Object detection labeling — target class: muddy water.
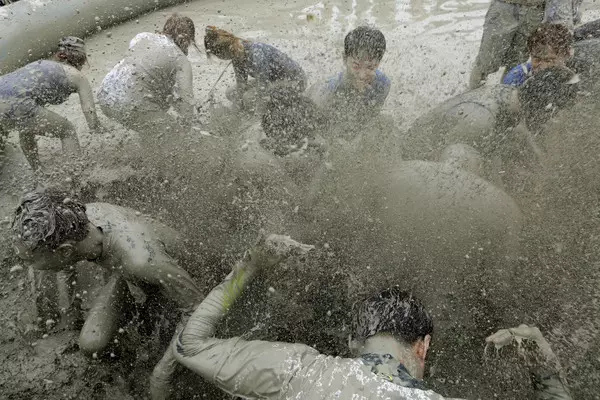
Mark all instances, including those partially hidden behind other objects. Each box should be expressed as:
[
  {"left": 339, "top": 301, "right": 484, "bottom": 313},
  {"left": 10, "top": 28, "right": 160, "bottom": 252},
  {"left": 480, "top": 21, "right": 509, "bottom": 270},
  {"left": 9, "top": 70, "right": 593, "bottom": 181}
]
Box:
[{"left": 2, "top": 0, "right": 600, "bottom": 399}]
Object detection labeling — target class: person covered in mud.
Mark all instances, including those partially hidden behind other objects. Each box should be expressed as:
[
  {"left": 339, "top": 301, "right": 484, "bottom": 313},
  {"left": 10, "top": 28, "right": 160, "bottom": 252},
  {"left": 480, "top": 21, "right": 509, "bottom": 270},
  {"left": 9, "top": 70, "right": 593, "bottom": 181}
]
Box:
[
  {"left": 469, "top": 0, "right": 580, "bottom": 89},
  {"left": 309, "top": 26, "right": 390, "bottom": 128},
  {"left": 10, "top": 188, "right": 204, "bottom": 400},
  {"left": 203, "top": 26, "right": 307, "bottom": 111},
  {"left": 402, "top": 84, "right": 522, "bottom": 166},
  {"left": 98, "top": 14, "right": 198, "bottom": 142},
  {"left": 173, "top": 233, "right": 572, "bottom": 399},
  {"left": 0, "top": 36, "right": 102, "bottom": 171},
  {"left": 503, "top": 23, "right": 574, "bottom": 86}
]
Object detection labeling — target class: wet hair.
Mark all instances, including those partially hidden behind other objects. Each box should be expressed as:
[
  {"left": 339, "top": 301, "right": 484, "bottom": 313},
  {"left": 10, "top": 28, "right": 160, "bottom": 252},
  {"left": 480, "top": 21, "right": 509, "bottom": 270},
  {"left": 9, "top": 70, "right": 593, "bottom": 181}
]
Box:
[
  {"left": 344, "top": 26, "right": 386, "bottom": 61},
  {"left": 163, "top": 14, "right": 196, "bottom": 55},
  {"left": 204, "top": 26, "right": 245, "bottom": 59},
  {"left": 11, "top": 189, "right": 89, "bottom": 252},
  {"left": 57, "top": 36, "right": 87, "bottom": 68},
  {"left": 352, "top": 286, "right": 433, "bottom": 345},
  {"left": 261, "top": 86, "right": 324, "bottom": 156},
  {"left": 527, "top": 23, "right": 573, "bottom": 57},
  {"left": 519, "top": 66, "right": 579, "bottom": 132}
]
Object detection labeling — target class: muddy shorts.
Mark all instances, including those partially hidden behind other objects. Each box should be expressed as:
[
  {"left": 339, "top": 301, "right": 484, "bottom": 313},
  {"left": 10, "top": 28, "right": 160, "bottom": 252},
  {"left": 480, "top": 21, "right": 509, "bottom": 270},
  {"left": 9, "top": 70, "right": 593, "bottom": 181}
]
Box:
[{"left": 474, "top": 0, "right": 545, "bottom": 75}]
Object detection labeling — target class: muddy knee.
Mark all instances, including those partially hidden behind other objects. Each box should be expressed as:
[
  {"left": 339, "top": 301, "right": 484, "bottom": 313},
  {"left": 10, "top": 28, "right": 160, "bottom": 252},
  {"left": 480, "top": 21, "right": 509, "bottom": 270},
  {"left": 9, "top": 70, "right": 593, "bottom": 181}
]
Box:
[{"left": 79, "top": 275, "right": 128, "bottom": 356}]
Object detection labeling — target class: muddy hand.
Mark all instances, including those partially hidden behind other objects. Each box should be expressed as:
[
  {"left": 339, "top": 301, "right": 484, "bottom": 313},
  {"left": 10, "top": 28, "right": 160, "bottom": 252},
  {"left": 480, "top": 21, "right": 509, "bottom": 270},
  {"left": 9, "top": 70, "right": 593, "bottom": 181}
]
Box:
[
  {"left": 247, "top": 232, "right": 314, "bottom": 270},
  {"left": 485, "top": 324, "right": 560, "bottom": 371}
]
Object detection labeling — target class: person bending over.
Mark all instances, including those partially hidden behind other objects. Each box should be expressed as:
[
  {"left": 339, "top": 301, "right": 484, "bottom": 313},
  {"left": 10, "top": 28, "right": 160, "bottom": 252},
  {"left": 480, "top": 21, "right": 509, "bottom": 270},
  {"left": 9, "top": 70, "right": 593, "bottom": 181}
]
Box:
[
  {"left": 204, "top": 26, "right": 307, "bottom": 110},
  {"left": 0, "top": 37, "right": 102, "bottom": 170},
  {"left": 469, "top": 0, "right": 579, "bottom": 89},
  {"left": 503, "top": 23, "right": 573, "bottom": 86},
  {"left": 173, "top": 233, "right": 573, "bottom": 399},
  {"left": 98, "top": 14, "right": 198, "bottom": 143},
  {"left": 310, "top": 26, "right": 390, "bottom": 127},
  {"left": 11, "top": 189, "right": 204, "bottom": 399}
]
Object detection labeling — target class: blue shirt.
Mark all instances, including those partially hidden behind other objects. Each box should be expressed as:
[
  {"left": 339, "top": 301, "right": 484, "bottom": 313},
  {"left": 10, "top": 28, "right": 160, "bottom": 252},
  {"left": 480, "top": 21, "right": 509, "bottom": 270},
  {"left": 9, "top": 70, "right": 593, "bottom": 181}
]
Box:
[
  {"left": 234, "top": 42, "right": 306, "bottom": 89},
  {"left": 324, "top": 69, "right": 391, "bottom": 110},
  {"left": 0, "top": 60, "right": 76, "bottom": 118},
  {"left": 503, "top": 62, "right": 532, "bottom": 87}
]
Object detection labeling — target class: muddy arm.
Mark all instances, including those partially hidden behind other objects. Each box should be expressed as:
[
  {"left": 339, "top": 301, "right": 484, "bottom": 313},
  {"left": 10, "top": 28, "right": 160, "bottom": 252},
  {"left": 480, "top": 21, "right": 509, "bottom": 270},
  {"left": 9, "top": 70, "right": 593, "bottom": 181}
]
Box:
[
  {"left": 63, "top": 66, "right": 100, "bottom": 131},
  {"left": 172, "top": 56, "right": 195, "bottom": 119},
  {"left": 173, "top": 258, "right": 318, "bottom": 397},
  {"left": 487, "top": 325, "right": 572, "bottom": 400},
  {"left": 574, "top": 19, "right": 600, "bottom": 41}
]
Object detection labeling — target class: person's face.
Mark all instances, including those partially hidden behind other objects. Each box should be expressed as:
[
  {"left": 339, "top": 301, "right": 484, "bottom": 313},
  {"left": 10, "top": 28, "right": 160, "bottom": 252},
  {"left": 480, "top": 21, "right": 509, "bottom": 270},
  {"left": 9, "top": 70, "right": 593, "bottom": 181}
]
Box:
[
  {"left": 12, "top": 239, "right": 81, "bottom": 271},
  {"left": 344, "top": 55, "right": 380, "bottom": 91},
  {"left": 531, "top": 45, "right": 569, "bottom": 73}
]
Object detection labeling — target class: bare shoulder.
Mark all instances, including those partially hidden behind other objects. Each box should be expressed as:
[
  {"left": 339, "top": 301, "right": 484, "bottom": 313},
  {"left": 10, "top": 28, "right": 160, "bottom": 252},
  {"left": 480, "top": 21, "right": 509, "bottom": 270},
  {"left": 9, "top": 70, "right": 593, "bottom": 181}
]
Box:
[{"left": 86, "top": 203, "right": 183, "bottom": 263}]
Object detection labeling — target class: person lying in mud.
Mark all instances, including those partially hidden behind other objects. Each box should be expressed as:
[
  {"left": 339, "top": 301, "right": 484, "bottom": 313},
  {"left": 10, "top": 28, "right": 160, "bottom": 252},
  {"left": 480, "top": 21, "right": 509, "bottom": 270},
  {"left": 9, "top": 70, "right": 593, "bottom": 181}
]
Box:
[
  {"left": 98, "top": 14, "right": 198, "bottom": 142},
  {"left": 503, "top": 23, "right": 574, "bottom": 86},
  {"left": 309, "top": 26, "right": 390, "bottom": 130},
  {"left": 173, "top": 233, "right": 572, "bottom": 399},
  {"left": 204, "top": 26, "right": 307, "bottom": 111},
  {"left": 469, "top": 0, "right": 579, "bottom": 89},
  {"left": 10, "top": 188, "right": 204, "bottom": 400},
  {"left": 403, "top": 84, "right": 521, "bottom": 165},
  {"left": 0, "top": 36, "right": 102, "bottom": 170}
]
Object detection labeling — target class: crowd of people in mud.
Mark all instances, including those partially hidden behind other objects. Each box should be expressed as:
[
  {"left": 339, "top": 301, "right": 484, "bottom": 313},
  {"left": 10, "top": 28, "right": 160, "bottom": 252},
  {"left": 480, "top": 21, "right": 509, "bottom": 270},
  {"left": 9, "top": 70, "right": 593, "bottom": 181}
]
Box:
[{"left": 2, "top": 0, "right": 600, "bottom": 397}]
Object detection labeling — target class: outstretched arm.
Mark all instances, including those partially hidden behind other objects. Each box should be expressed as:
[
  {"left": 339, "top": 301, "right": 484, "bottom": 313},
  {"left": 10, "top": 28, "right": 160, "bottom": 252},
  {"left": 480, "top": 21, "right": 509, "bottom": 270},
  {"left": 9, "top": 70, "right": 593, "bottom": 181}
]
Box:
[
  {"left": 173, "top": 55, "right": 195, "bottom": 119},
  {"left": 174, "top": 235, "right": 318, "bottom": 398},
  {"left": 486, "top": 325, "right": 572, "bottom": 400},
  {"left": 63, "top": 66, "right": 100, "bottom": 131}
]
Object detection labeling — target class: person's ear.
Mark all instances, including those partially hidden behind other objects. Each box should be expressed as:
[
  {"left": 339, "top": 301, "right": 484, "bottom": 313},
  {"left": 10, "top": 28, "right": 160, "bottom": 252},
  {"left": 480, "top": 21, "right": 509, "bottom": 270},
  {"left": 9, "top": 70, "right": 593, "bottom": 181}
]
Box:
[{"left": 414, "top": 335, "right": 431, "bottom": 362}]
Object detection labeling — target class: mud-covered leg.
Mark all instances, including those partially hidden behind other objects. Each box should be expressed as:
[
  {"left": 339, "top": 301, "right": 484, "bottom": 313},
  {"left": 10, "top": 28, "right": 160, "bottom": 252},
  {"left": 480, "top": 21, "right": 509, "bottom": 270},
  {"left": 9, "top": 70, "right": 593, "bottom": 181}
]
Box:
[
  {"left": 79, "top": 274, "right": 128, "bottom": 357},
  {"left": 470, "top": 0, "right": 519, "bottom": 88},
  {"left": 35, "top": 270, "right": 60, "bottom": 326},
  {"left": 149, "top": 327, "right": 183, "bottom": 400},
  {"left": 0, "top": 124, "right": 8, "bottom": 166},
  {"left": 19, "top": 129, "right": 40, "bottom": 171},
  {"left": 30, "top": 107, "right": 81, "bottom": 158}
]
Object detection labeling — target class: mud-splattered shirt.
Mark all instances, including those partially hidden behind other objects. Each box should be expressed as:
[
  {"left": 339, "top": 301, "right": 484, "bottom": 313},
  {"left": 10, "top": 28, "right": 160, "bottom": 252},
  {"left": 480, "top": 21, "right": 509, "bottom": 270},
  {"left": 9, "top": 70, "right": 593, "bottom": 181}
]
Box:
[
  {"left": 234, "top": 42, "right": 306, "bottom": 89},
  {"left": 310, "top": 69, "right": 390, "bottom": 123},
  {"left": 360, "top": 353, "right": 426, "bottom": 390},
  {"left": 0, "top": 60, "right": 76, "bottom": 118},
  {"left": 174, "top": 267, "right": 456, "bottom": 399}
]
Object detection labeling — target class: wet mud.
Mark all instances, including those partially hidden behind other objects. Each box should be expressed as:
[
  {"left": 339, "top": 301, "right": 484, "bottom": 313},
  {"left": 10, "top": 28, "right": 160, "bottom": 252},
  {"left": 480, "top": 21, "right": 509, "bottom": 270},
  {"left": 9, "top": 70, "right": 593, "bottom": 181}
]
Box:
[{"left": 2, "top": 0, "right": 600, "bottom": 399}]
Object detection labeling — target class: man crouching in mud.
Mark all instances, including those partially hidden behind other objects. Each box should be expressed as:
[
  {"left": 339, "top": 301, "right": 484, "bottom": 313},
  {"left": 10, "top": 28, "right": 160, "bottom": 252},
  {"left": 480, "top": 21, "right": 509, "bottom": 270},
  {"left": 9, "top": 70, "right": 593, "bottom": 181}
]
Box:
[
  {"left": 174, "top": 234, "right": 572, "bottom": 399},
  {"left": 10, "top": 188, "right": 203, "bottom": 399}
]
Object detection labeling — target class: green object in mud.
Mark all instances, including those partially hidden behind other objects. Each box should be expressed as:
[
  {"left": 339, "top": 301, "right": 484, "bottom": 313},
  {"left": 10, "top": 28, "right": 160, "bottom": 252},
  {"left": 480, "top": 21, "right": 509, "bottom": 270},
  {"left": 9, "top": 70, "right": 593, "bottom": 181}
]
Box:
[{"left": 0, "top": 0, "right": 194, "bottom": 74}]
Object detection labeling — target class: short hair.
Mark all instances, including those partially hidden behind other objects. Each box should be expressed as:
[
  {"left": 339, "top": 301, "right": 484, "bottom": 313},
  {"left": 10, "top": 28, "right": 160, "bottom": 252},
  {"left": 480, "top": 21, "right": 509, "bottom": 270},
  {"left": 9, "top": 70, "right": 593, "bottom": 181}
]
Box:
[
  {"left": 57, "top": 36, "right": 87, "bottom": 68},
  {"left": 163, "top": 14, "right": 196, "bottom": 54},
  {"left": 11, "top": 189, "right": 89, "bottom": 252},
  {"left": 519, "top": 66, "right": 578, "bottom": 132},
  {"left": 344, "top": 26, "right": 386, "bottom": 61},
  {"left": 352, "top": 287, "right": 434, "bottom": 345},
  {"left": 527, "top": 23, "right": 573, "bottom": 56}
]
